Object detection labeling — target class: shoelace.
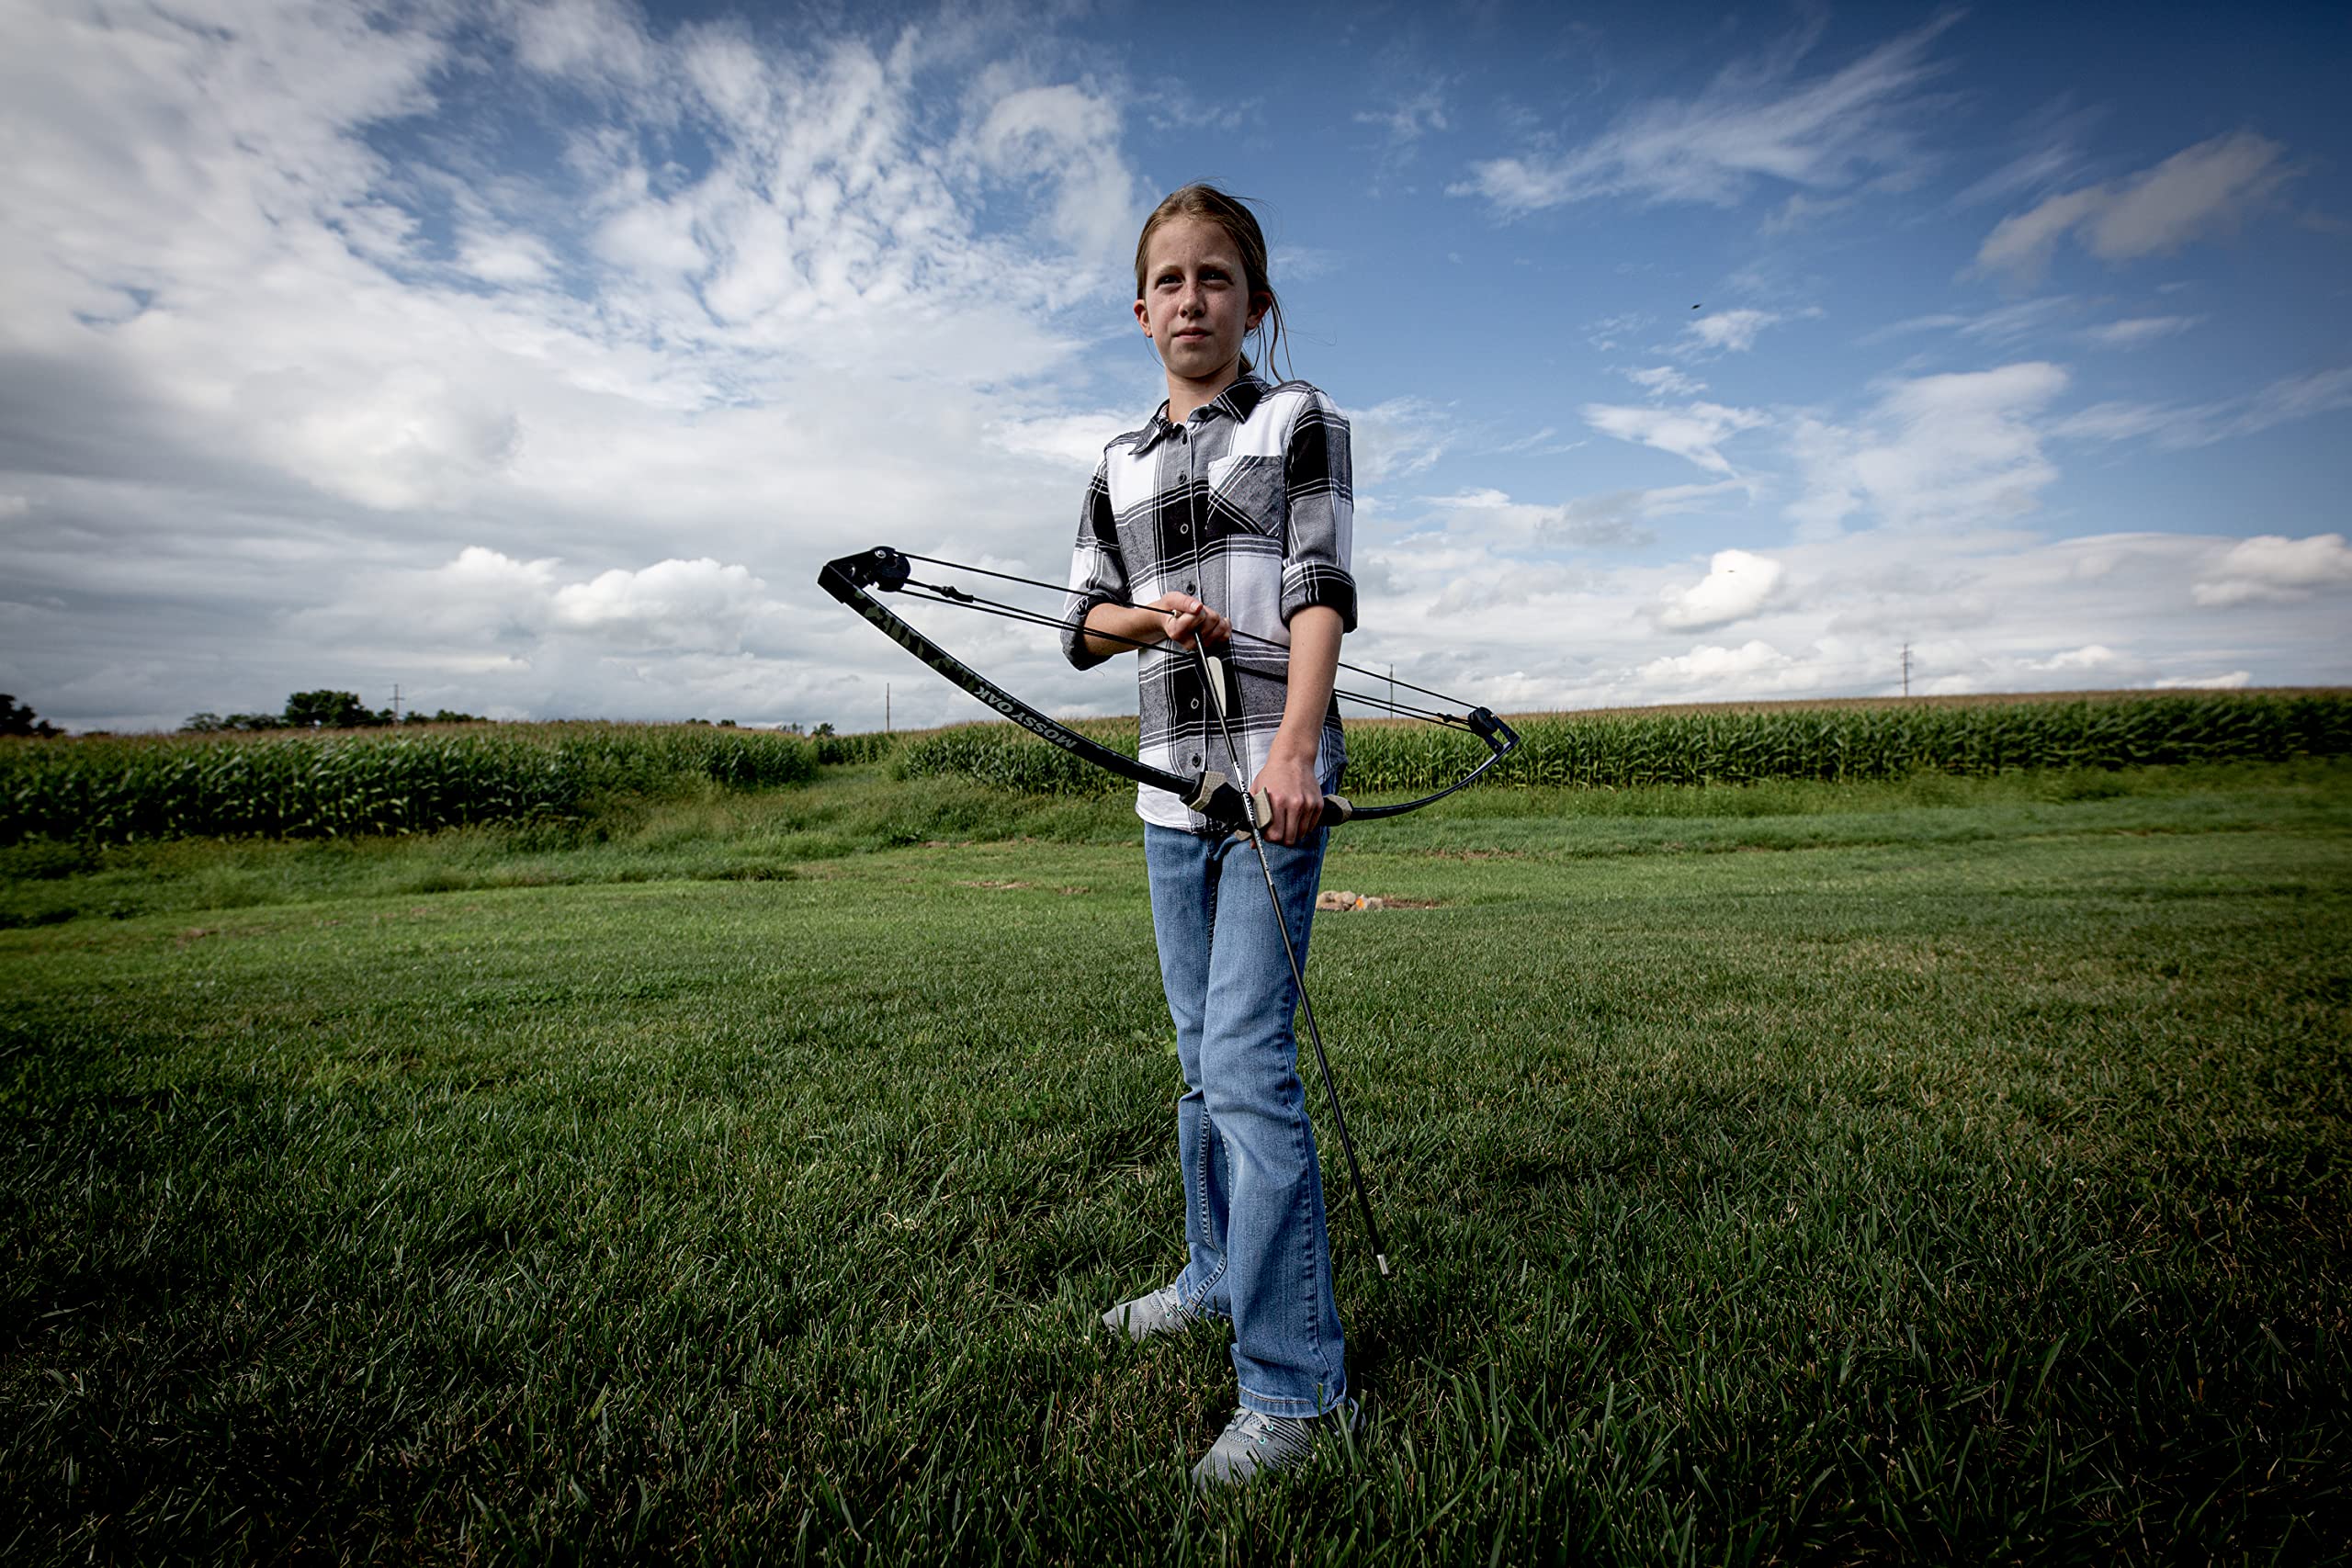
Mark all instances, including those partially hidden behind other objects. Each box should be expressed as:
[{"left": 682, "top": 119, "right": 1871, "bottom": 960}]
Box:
[{"left": 1227, "top": 1411, "right": 1314, "bottom": 1462}]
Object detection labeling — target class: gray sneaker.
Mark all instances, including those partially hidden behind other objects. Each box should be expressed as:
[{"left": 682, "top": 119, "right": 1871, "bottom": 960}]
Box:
[
  {"left": 1190, "top": 1401, "right": 1361, "bottom": 1487},
  {"left": 1100, "top": 1281, "right": 1194, "bottom": 1341}
]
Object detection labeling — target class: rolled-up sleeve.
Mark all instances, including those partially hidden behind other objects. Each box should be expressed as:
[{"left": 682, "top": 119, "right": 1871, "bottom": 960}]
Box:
[
  {"left": 1280, "top": 393, "right": 1358, "bottom": 632},
  {"left": 1061, "top": 459, "right": 1129, "bottom": 670}
]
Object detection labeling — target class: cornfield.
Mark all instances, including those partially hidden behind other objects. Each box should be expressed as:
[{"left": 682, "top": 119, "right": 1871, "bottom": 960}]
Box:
[
  {"left": 814, "top": 730, "right": 899, "bottom": 766},
  {"left": 893, "top": 717, "right": 1140, "bottom": 796},
  {"left": 893, "top": 694, "right": 2352, "bottom": 798},
  {"left": 0, "top": 723, "right": 816, "bottom": 845}
]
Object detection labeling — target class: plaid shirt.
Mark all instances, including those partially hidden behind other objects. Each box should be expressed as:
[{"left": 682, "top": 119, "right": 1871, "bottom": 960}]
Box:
[{"left": 1061, "top": 375, "right": 1357, "bottom": 833}]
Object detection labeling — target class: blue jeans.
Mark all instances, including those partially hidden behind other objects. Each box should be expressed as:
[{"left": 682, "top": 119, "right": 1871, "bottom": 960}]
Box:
[{"left": 1144, "top": 822, "right": 1348, "bottom": 1417}]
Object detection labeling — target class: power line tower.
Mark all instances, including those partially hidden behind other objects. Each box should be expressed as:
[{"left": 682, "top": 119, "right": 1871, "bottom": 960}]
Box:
[{"left": 1902, "top": 644, "right": 1912, "bottom": 698}]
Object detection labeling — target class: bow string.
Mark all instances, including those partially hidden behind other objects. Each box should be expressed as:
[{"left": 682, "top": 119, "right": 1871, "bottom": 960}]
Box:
[{"left": 819, "top": 545, "right": 1519, "bottom": 829}]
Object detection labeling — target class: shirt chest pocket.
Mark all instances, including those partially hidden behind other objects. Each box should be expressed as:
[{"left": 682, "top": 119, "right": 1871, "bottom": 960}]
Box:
[{"left": 1203, "top": 453, "right": 1285, "bottom": 542}]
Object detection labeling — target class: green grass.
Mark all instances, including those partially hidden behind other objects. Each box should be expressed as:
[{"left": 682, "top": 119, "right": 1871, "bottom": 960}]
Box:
[{"left": 3, "top": 761, "right": 2347, "bottom": 1562}]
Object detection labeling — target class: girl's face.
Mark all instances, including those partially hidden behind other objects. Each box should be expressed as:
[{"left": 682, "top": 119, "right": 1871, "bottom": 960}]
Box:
[{"left": 1134, "top": 215, "right": 1266, "bottom": 391}]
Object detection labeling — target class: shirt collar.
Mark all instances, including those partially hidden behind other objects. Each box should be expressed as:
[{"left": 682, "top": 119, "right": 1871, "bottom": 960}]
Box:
[{"left": 1136, "top": 373, "right": 1269, "bottom": 452}]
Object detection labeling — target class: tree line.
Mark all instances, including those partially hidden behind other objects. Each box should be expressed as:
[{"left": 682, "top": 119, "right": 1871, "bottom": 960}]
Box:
[
  {"left": 182, "top": 691, "right": 488, "bottom": 732},
  {"left": 1, "top": 694, "right": 62, "bottom": 738},
  {"left": 4, "top": 690, "right": 817, "bottom": 738}
]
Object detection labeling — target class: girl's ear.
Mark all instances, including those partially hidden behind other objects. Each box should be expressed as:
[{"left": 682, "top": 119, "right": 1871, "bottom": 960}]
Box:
[
  {"left": 1248, "top": 291, "right": 1272, "bottom": 331},
  {"left": 1135, "top": 298, "right": 1153, "bottom": 338}
]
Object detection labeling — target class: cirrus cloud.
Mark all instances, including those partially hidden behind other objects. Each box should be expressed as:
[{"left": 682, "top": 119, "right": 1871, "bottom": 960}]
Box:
[
  {"left": 1582, "top": 400, "right": 1770, "bottom": 476},
  {"left": 1977, "top": 130, "right": 2295, "bottom": 280}
]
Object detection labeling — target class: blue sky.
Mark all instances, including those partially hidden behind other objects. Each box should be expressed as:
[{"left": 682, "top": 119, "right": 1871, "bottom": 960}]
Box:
[{"left": 2, "top": 0, "right": 2346, "bottom": 732}]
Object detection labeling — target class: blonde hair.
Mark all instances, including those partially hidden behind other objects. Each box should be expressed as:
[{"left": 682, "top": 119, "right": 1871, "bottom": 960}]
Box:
[{"left": 1133, "top": 184, "right": 1289, "bottom": 382}]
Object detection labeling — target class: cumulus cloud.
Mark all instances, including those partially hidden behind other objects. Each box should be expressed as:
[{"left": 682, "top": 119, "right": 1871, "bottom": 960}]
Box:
[
  {"left": 1977, "top": 130, "right": 2295, "bottom": 279},
  {"left": 1452, "top": 13, "right": 1958, "bottom": 214},
  {"left": 1636, "top": 639, "right": 1798, "bottom": 692},
  {"left": 0, "top": 0, "right": 1158, "bottom": 730},
  {"left": 301, "top": 548, "right": 773, "bottom": 655},
  {"left": 991, "top": 412, "right": 1139, "bottom": 471},
  {"left": 1582, "top": 400, "right": 1770, "bottom": 476},
  {"left": 2030, "top": 644, "right": 2131, "bottom": 674},
  {"left": 2191, "top": 533, "right": 2352, "bottom": 606},
  {"left": 551, "top": 558, "right": 769, "bottom": 648},
  {"left": 2154, "top": 671, "right": 2253, "bottom": 689},
  {"left": 1658, "top": 548, "right": 1786, "bottom": 630},
  {"left": 1789, "top": 362, "right": 2067, "bottom": 536}
]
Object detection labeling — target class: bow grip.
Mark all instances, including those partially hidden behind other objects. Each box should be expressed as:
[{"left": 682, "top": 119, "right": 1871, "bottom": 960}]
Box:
[
  {"left": 1254, "top": 787, "right": 1358, "bottom": 829},
  {"left": 1197, "top": 775, "right": 1356, "bottom": 832}
]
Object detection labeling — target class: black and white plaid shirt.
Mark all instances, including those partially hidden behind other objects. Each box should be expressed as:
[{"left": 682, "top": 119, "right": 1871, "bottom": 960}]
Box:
[{"left": 1061, "top": 374, "right": 1357, "bottom": 833}]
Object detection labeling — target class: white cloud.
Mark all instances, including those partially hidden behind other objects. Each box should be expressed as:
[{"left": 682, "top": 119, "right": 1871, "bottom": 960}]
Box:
[
  {"left": 1789, "top": 362, "right": 2066, "bottom": 536},
  {"left": 1356, "top": 87, "right": 1449, "bottom": 145},
  {"left": 1658, "top": 548, "right": 1786, "bottom": 630},
  {"left": 1684, "top": 309, "right": 1782, "bottom": 355},
  {"left": 550, "top": 558, "right": 768, "bottom": 648},
  {"left": 991, "top": 412, "right": 1137, "bottom": 471},
  {"left": 1624, "top": 366, "right": 1707, "bottom": 399},
  {"left": 1426, "top": 480, "right": 1738, "bottom": 555},
  {"left": 511, "top": 0, "right": 662, "bottom": 94},
  {"left": 1863, "top": 298, "right": 2083, "bottom": 348},
  {"left": 968, "top": 84, "right": 1138, "bottom": 259},
  {"left": 1453, "top": 14, "right": 1956, "bottom": 214},
  {"left": 1586, "top": 311, "right": 1650, "bottom": 352},
  {"left": 2030, "top": 644, "right": 2129, "bottom": 673},
  {"left": 1977, "top": 130, "right": 2295, "bottom": 279},
  {"left": 2154, "top": 671, "right": 2253, "bottom": 690},
  {"left": 2055, "top": 367, "right": 2352, "bottom": 450},
  {"left": 1582, "top": 400, "right": 1770, "bottom": 476},
  {"left": 1340, "top": 519, "right": 2347, "bottom": 719},
  {"left": 1952, "top": 100, "right": 2104, "bottom": 209},
  {"left": 2083, "top": 315, "right": 2202, "bottom": 348},
  {"left": 0, "top": 0, "right": 1169, "bottom": 730},
  {"left": 2191, "top": 533, "right": 2352, "bottom": 607},
  {"left": 1636, "top": 639, "right": 1797, "bottom": 690},
  {"left": 1349, "top": 397, "right": 1457, "bottom": 485}
]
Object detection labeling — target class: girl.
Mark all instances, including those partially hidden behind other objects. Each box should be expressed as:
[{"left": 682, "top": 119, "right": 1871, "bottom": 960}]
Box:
[{"left": 1061, "top": 184, "right": 1358, "bottom": 1487}]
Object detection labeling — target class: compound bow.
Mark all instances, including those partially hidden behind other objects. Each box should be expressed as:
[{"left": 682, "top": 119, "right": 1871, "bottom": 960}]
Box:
[{"left": 818, "top": 545, "right": 1520, "bottom": 830}]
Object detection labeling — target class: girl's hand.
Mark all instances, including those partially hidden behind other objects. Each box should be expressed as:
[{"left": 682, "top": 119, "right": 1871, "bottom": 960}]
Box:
[
  {"left": 1251, "top": 749, "right": 1323, "bottom": 845},
  {"left": 1145, "top": 592, "right": 1229, "bottom": 649}
]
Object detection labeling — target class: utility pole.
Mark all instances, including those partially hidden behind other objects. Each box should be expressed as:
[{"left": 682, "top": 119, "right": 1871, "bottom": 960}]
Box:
[
  {"left": 392, "top": 682, "right": 402, "bottom": 724},
  {"left": 1902, "top": 644, "right": 1912, "bottom": 698},
  {"left": 885, "top": 682, "right": 890, "bottom": 734},
  {"left": 1388, "top": 663, "right": 1395, "bottom": 715}
]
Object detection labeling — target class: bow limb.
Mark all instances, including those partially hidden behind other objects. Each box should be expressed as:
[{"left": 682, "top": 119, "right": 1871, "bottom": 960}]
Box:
[
  {"left": 821, "top": 547, "right": 1272, "bottom": 827},
  {"left": 1329, "top": 707, "right": 1521, "bottom": 820}
]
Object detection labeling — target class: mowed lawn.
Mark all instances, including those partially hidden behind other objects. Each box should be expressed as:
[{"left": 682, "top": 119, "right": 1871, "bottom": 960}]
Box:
[{"left": 3, "top": 764, "right": 2346, "bottom": 1562}]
